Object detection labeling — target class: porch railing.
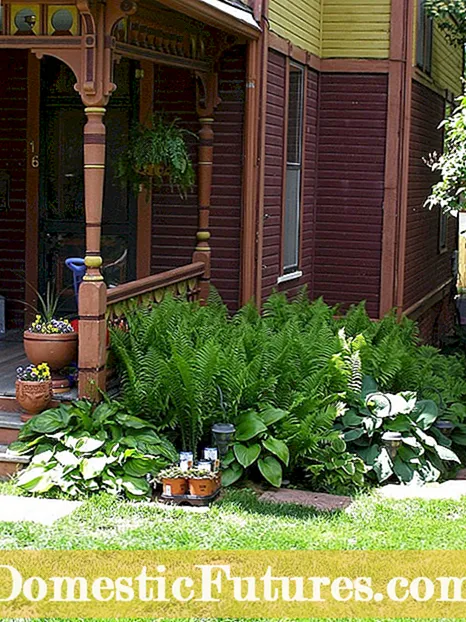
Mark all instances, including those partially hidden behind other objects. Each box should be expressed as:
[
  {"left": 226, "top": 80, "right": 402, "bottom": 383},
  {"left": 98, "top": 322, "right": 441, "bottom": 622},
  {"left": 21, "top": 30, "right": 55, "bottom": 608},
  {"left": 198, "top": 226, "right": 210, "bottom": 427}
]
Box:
[{"left": 106, "top": 262, "right": 205, "bottom": 324}]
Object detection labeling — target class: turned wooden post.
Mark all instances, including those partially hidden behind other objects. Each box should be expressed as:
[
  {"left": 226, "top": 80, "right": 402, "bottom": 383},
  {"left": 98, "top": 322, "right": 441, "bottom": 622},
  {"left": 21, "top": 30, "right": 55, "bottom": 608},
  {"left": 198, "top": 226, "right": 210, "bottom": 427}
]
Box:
[
  {"left": 78, "top": 106, "right": 107, "bottom": 398},
  {"left": 193, "top": 72, "right": 219, "bottom": 303}
]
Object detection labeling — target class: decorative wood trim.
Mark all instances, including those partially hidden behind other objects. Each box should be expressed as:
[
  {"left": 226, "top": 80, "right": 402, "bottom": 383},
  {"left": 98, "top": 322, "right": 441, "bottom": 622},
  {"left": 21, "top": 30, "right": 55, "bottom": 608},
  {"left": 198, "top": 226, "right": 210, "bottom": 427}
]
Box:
[
  {"left": 379, "top": 0, "right": 415, "bottom": 317},
  {"left": 393, "top": 0, "right": 415, "bottom": 317},
  {"left": 254, "top": 13, "right": 269, "bottom": 306},
  {"left": 24, "top": 52, "right": 41, "bottom": 326},
  {"left": 278, "top": 56, "right": 290, "bottom": 276},
  {"left": 297, "top": 65, "right": 308, "bottom": 272},
  {"left": 107, "top": 262, "right": 205, "bottom": 305},
  {"left": 136, "top": 60, "right": 154, "bottom": 279},
  {"left": 403, "top": 278, "right": 453, "bottom": 319},
  {"left": 240, "top": 38, "right": 259, "bottom": 305},
  {"left": 115, "top": 41, "right": 212, "bottom": 73}
]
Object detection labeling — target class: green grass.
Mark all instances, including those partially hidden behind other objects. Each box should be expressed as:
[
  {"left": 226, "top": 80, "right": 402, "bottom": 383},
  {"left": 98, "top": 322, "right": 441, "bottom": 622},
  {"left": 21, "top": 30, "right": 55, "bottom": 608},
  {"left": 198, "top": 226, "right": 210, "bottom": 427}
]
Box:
[{"left": 1, "top": 484, "right": 466, "bottom": 621}]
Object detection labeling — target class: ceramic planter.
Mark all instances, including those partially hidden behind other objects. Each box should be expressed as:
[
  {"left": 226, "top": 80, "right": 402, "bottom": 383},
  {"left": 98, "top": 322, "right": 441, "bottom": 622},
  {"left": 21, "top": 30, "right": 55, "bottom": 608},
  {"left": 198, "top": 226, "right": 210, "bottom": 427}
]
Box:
[
  {"left": 188, "top": 476, "right": 220, "bottom": 498},
  {"left": 162, "top": 477, "right": 188, "bottom": 496},
  {"left": 15, "top": 380, "right": 52, "bottom": 416},
  {"left": 24, "top": 331, "right": 78, "bottom": 371}
]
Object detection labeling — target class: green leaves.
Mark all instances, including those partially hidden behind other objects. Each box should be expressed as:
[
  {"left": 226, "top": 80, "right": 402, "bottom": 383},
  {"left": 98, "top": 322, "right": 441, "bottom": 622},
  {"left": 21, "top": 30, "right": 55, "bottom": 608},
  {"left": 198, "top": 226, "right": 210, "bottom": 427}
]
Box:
[
  {"left": 15, "top": 400, "right": 176, "bottom": 500},
  {"left": 258, "top": 456, "right": 283, "bottom": 488},
  {"left": 262, "top": 437, "right": 289, "bottom": 466},
  {"left": 235, "top": 412, "right": 267, "bottom": 441},
  {"left": 233, "top": 443, "right": 261, "bottom": 468},
  {"left": 222, "top": 462, "right": 244, "bottom": 487}
]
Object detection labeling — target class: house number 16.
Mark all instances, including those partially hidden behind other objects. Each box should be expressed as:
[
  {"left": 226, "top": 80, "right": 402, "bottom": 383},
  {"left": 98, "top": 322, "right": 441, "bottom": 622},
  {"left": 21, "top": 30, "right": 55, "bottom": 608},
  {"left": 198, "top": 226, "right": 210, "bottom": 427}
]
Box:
[{"left": 30, "top": 141, "right": 39, "bottom": 168}]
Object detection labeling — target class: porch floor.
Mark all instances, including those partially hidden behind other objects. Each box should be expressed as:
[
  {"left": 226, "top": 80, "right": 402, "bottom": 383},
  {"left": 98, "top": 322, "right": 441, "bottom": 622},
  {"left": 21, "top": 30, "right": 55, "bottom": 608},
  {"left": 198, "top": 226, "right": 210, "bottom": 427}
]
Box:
[{"left": 0, "top": 332, "right": 77, "bottom": 399}]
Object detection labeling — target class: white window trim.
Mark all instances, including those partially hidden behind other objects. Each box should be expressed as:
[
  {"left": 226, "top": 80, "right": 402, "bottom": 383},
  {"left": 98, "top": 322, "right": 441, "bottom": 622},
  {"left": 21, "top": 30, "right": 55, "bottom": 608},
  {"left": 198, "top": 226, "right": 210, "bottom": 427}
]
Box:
[{"left": 277, "top": 270, "right": 303, "bottom": 284}]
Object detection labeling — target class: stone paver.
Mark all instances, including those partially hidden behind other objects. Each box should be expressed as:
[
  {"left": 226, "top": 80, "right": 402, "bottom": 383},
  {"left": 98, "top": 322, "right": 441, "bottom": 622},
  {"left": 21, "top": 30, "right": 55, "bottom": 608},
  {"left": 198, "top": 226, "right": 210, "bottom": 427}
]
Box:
[
  {"left": 0, "top": 495, "right": 82, "bottom": 525},
  {"left": 378, "top": 480, "right": 466, "bottom": 501},
  {"left": 259, "top": 488, "right": 352, "bottom": 511}
]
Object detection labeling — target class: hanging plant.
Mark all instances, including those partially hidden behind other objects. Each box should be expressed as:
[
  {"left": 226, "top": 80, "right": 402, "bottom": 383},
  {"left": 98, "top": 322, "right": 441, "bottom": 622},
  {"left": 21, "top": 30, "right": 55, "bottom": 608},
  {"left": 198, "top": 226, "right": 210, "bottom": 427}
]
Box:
[{"left": 117, "top": 116, "right": 196, "bottom": 198}]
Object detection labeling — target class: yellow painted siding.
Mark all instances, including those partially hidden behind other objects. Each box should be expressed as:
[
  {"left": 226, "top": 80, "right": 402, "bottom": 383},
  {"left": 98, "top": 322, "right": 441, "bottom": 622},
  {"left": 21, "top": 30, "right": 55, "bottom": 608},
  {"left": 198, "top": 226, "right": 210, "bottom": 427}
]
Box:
[
  {"left": 321, "top": 0, "right": 390, "bottom": 58},
  {"left": 431, "top": 24, "right": 463, "bottom": 95},
  {"left": 268, "top": 0, "right": 322, "bottom": 56}
]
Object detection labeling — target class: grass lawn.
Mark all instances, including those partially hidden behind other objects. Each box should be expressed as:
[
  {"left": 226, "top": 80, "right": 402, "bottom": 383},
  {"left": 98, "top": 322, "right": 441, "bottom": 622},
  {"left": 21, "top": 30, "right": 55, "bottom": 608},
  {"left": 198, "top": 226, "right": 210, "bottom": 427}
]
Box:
[{"left": 0, "top": 483, "right": 466, "bottom": 621}]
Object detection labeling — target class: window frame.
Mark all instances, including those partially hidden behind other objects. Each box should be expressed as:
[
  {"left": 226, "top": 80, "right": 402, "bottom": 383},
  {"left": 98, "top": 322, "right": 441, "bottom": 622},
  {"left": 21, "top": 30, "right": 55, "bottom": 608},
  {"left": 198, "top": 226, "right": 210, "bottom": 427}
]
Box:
[
  {"left": 416, "top": 0, "right": 433, "bottom": 75},
  {"left": 279, "top": 59, "right": 307, "bottom": 280}
]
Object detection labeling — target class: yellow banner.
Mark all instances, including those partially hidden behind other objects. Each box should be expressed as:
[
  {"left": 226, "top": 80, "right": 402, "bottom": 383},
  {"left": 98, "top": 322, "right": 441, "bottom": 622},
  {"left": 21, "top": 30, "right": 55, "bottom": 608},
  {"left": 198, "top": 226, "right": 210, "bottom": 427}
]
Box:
[{"left": 1, "top": 550, "right": 466, "bottom": 618}]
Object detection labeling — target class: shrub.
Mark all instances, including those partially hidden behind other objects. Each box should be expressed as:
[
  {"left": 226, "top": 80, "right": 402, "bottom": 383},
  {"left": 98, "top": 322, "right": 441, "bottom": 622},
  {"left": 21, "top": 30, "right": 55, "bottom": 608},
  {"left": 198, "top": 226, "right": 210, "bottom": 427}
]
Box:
[{"left": 10, "top": 400, "right": 177, "bottom": 498}]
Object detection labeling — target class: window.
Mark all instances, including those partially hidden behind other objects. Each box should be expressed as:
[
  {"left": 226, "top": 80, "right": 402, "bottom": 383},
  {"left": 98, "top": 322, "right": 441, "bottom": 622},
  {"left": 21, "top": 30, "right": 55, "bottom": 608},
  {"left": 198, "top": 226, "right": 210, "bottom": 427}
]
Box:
[
  {"left": 282, "top": 63, "right": 305, "bottom": 275},
  {"left": 416, "top": 0, "right": 433, "bottom": 73}
]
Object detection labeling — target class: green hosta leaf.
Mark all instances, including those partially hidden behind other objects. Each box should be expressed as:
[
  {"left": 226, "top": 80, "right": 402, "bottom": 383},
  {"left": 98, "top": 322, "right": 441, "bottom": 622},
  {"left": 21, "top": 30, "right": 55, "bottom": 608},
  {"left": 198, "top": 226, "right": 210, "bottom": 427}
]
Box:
[
  {"left": 412, "top": 400, "right": 439, "bottom": 430},
  {"left": 121, "top": 475, "right": 151, "bottom": 497},
  {"left": 7, "top": 441, "right": 32, "bottom": 455},
  {"left": 235, "top": 412, "right": 267, "bottom": 441},
  {"left": 55, "top": 450, "right": 80, "bottom": 467},
  {"left": 415, "top": 429, "right": 438, "bottom": 448},
  {"left": 341, "top": 410, "right": 363, "bottom": 427},
  {"left": 259, "top": 406, "right": 288, "bottom": 427},
  {"left": 432, "top": 444, "right": 460, "bottom": 463},
  {"left": 233, "top": 443, "right": 261, "bottom": 468},
  {"left": 80, "top": 456, "right": 108, "bottom": 480},
  {"left": 358, "top": 444, "right": 380, "bottom": 466},
  {"left": 222, "top": 462, "right": 244, "bottom": 486},
  {"left": 385, "top": 415, "right": 413, "bottom": 432},
  {"left": 30, "top": 449, "right": 55, "bottom": 464},
  {"left": 361, "top": 375, "right": 378, "bottom": 399},
  {"left": 222, "top": 450, "right": 235, "bottom": 467},
  {"left": 22, "top": 407, "right": 71, "bottom": 435},
  {"left": 393, "top": 457, "right": 416, "bottom": 484},
  {"left": 262, "top": 437, "right": 289, "bottom": 466},
  {"left": 17, "top": 466, "right": 54, "bottom": 493},
  {"left": 73, "top": 437, "right": 105, "bottom": 454},
  {"left": 258, "top": 456, "right": 282, "bottom": 488},
  {"left": 123, "top": 457, "right": 161, "bottom": 477},
  {"left": 331, "top": 437, "right": 347, "bottom": 453},
  {"left": 343, "top": 428, "right": 364, "bottom": 442},
  {"left": 115, "top": 413, "right": 151, "bottom": 429}
]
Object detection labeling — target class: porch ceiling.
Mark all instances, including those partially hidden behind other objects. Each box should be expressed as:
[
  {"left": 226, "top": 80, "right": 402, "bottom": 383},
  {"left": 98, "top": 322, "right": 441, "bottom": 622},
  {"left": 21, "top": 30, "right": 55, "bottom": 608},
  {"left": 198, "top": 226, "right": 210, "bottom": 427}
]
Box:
[{"left": 153, "top": 0, "right": 260, "bottom": 39}]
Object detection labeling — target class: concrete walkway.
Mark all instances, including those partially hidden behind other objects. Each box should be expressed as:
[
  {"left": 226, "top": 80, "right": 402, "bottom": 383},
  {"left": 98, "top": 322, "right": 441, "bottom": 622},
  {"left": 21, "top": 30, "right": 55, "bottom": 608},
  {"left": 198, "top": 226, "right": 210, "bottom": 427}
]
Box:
[
  {"left": 378, "top": 480, "right": 466, "bottom": 501},
  {"left": 0, "top": 495, "right": 82, "bottom": 524}
]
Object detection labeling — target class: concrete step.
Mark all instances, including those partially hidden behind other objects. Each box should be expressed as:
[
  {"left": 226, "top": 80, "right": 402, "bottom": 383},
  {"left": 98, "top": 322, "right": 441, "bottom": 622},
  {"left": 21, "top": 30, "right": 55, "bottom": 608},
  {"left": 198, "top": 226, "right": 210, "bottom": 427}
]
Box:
[{"left": 0, "top": 443, "right": 30, "bottom": 480}]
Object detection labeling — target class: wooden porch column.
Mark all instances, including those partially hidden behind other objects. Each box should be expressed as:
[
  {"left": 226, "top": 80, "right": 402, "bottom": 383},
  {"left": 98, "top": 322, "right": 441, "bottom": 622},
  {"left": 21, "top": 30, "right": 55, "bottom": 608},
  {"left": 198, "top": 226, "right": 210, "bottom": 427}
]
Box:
[
  {"left": 193, "top": 72, "right": 219, "bottom": 302},
  {"left": 78, "top": 106, "right": 107, "bottom": 398}
]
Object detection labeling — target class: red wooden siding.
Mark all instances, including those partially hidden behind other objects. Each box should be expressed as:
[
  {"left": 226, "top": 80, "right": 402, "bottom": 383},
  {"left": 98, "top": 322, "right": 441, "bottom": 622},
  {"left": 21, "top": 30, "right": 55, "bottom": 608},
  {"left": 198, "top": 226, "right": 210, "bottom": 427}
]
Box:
[
  {"left": 151, "top": 47, "right": 245, "bottom": 311},
  {"left": 261, "top": 50, "right": 286, "bottom": 300},
  {"left": 0, "top": 51, "right": 28, "bottom": 329},
  {"left": 403, "top": 80, "right": 457, "bottom": 312},
  {"left": 313, "top": 73, "right": 388, "bottom": 318}
]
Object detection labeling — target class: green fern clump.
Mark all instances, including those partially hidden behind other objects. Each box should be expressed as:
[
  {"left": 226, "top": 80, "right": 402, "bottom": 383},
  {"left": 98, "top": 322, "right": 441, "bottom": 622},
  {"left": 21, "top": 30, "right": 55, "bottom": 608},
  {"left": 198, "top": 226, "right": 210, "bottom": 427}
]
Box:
[{"left": 109, "top": 288, "right": 466, "bottom": 490}]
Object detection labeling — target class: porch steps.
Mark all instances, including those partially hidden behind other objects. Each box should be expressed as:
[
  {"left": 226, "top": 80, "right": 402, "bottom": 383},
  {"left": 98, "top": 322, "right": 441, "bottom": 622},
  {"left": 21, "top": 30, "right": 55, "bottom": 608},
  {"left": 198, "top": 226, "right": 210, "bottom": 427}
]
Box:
[
  {"left": 0, "top": 411, "right": 23, "bottom": 445},
  {"left": 0, "top": 443, "right": 30, "bottom": 480}
]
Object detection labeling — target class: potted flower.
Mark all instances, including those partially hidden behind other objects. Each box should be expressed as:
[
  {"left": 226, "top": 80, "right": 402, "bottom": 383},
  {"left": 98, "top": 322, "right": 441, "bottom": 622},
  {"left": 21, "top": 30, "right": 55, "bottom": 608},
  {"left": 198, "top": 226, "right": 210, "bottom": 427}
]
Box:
[
  {"left": 15, "top": 363, "right": 52, "bottom": 418},
  {"left": 187, "top": 468, "right": 221, "bottom": 498},
  {"left": 24, "top": 315, "right": 77, "bottom": 393},
  {"left": 158, "top": 465, "right": 189, "bottom": 497},
  {"left": 117, "top": 116, "right": 196, "bottom": 198}
]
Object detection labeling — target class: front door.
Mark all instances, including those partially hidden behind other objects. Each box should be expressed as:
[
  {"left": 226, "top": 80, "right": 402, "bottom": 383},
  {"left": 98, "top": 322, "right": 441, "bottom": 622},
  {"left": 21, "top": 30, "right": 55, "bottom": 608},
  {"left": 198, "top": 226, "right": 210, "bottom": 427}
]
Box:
[{"left": 39, "top": 57, "right": 138, "bottom": 313}]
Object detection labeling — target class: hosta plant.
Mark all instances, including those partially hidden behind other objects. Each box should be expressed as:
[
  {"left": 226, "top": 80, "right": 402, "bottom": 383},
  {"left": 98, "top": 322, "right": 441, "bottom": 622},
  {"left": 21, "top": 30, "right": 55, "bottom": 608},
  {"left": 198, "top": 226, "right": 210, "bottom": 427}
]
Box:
[
  {"left": 10, "top": 400, "right": 177, "bottom": 499},
  {"left": 337, "top": 377, "right": 461, "bottom": 485},
  {"left": 222, "top": 405, "right": 290, "bottom": 488}
]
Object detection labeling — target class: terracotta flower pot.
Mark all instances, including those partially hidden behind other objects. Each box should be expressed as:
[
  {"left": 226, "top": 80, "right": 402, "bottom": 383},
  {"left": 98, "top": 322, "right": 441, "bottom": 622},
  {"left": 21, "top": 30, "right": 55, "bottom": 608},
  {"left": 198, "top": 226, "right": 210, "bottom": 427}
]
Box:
[
  {"left": 24, "top": 332, "right": 78, "bottom": 371},
  {"left": 188, "top": 477, "right": 219, "bottom": 497},
  {"left": 162, "top": 477, "right": 188, "bottom": 496},
  {"left": 15, "top": 380, "right": 52, "bottom": 415}
]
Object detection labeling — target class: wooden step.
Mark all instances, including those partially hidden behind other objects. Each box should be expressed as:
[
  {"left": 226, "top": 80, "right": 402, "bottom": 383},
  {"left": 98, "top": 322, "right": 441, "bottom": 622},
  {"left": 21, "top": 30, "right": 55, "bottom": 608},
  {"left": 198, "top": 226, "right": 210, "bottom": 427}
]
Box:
[
  {"left": 0, "top": 411, "right": 23, "bottom": 445},
  {"left": 0, "top": 443, "right": 30, "bottom": 480}
]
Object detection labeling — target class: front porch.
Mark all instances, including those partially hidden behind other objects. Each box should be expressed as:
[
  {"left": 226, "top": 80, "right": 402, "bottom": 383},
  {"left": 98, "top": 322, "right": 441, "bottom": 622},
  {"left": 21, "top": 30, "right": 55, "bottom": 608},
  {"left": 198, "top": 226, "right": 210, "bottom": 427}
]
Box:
[{"left": 0, "top": 0, "right": 260, "bottom": 398}]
